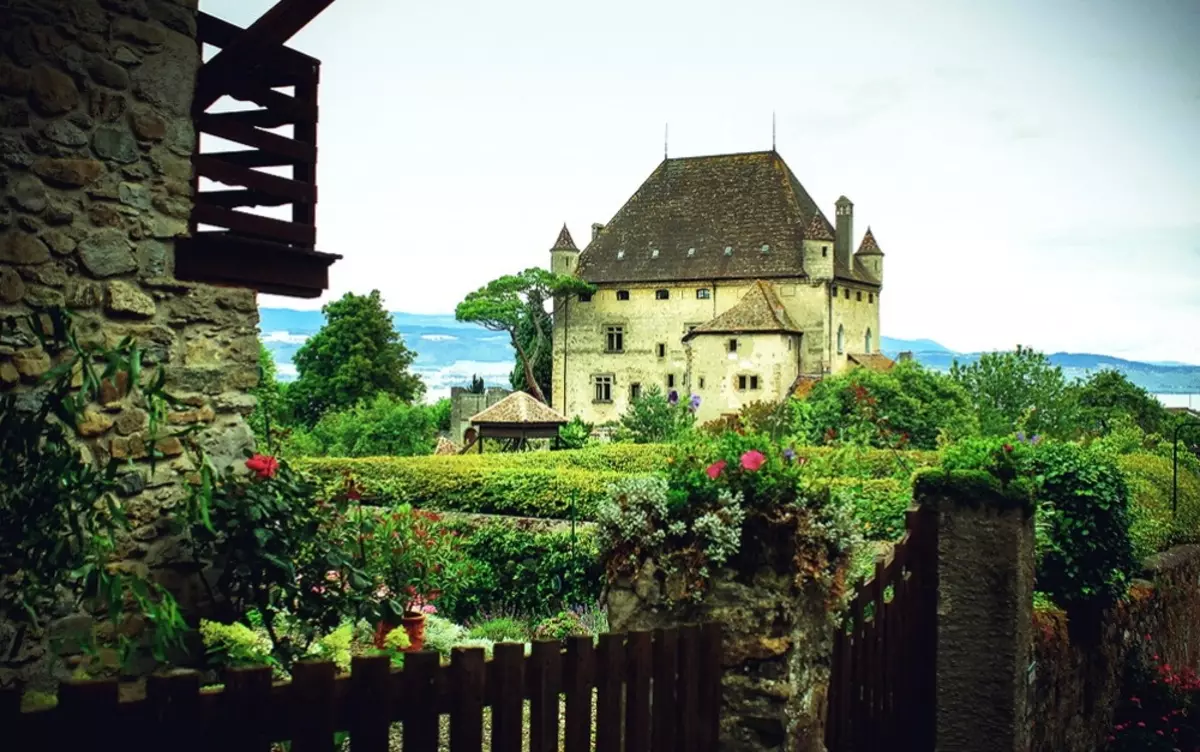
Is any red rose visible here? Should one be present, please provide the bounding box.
[1002,444,1014,453]
[246,453,279,479]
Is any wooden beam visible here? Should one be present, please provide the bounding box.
[201,149,299,169]
[198,188,297,209]
[196,0,336,111]
[175,232,340,299]
[197,116,316,163]
[195,156,315,203]
[292,66,319,227]
[192,203,316,247]
[196,12,320,70]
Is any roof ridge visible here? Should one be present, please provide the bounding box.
[469,390,567,425]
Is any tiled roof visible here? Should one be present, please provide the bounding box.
[551,224,578,252]
[433,436,460,455]
[804,212,835,241]
[856,227,883,256]
[792,375,823,399]
[469,390,568,425]
[847,353,896,371]
[575,151,834,284]
[684,280,801,340]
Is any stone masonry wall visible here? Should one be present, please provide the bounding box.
[0,0,259,688]
[1029,544,1200,752]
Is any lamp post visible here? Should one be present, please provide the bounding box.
[1173,419,1200,515]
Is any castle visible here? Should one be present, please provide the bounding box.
[550,150,888,425]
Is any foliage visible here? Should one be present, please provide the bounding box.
[307,622,353,673]
[449,522,602,623]
[532,611,589,641]
[615,386,698,444]
[0,310,189,681]
[949,345,1080,438]
[468,375,485,394]
[455,268,594,402]
[283,393,441,458]
[199,618,281,676]
[380,626,412,667]
[289,291,423,427]
[794,360,978,450]
[1107,637,1200,751]
[355,506,474,622]
[422,615,468,656]
[467,617,529,643]
[248,342,289,452]
[941,436,1135,612]
[189,454,374,668]
[1076,369,1173,437]
[1113,451,1200,561]
[558,416,594,450]
[429,398,452,434]
[830,479,911,541]
[509,290,554,404]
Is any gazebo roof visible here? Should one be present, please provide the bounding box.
[433,436,460,455]
[469,391,568,426]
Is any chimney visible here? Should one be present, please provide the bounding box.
[834,196,853,272]
[591,223,605,241]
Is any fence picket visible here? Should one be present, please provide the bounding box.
[223,665,275,752]
[676,625,701,752]
[403,651,440,751]
[652,628,678,752]
[58,678,119,748]
[529,640,562,752]
[595,633,625,752]
[350,655,392,752]
[625,631,653,752]
[146,671,202,752]
[698,623,722,751]
[563,636,594,752]
[450,647,486,752]
[490,643,525,752]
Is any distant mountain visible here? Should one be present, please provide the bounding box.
[257,308,1200,400]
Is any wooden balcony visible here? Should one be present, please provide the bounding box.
[176,9,340,299]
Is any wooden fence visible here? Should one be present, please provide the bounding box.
[825,505,938,752]
[5,625,721,752]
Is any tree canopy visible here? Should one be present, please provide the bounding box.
[1075,369,1172,437]
[288,291,423,427]
[949,345,1079,438]
[455,268,593,403]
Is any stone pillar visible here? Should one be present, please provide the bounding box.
[916,471,1036,752]
[606,518,844,752]
[0,0,260,688]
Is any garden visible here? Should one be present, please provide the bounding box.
[3,303,1200,752]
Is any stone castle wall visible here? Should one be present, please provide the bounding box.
[684,331,800,424]
[1,0,260,687]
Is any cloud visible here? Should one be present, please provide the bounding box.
[261,331,310,345]
[420,334,459,342]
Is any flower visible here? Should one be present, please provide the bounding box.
[1016,431,1026,442]
[783,447,796,462]
[740,450,766,472]
[1002,443,1014,453]
[667,390,679,406]
[1031,434,1042,445]
[706,460,727,480]
[246,453,279,479]
[689,394,701,412]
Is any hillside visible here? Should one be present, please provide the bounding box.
[259,310,1200,398]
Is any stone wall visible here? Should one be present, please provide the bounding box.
[0,0,260,688]
[606,521,842,752]
[450,385,510,443]
[684,331,800,424]
[1029,545,1200,752]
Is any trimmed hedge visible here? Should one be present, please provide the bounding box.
[827,478,912,541]
[1118,451,1200,561]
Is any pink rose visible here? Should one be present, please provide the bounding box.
[740,450,766,471]
[705,460,727,480]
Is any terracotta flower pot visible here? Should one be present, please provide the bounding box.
[373,621,396,650]
[401,612,427,652]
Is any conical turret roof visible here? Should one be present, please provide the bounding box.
[551,224,578,252]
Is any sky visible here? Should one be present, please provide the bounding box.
[201,0,1200,363]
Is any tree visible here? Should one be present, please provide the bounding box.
[1075,369,1172,436]
[248,342,289,449]
[288,291,424,426]
[616,386,697,444]
[509,291,554,404]
[468,375,485,395]
[455,268,594,403]
[949,345,1079,438]
[283,394,439,457]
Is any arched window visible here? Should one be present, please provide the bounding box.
[865,328,873,353]
[836,325,845,354]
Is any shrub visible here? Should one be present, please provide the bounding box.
[829,478,911,541]
[533,611,589,641]
[559,416,594,449]
[1115,451,1200,560]
[467,617,529,643]
[615,385,698,443]
[423,615,468,656]
[199,619,279,675]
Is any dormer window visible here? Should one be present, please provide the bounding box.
[651,249,659,258]
[761,244,770,253]
[616,250,625,260]
[687,248,695,257]
[617,290,630,301]
[724,246,733,256]
[655,289,669,300]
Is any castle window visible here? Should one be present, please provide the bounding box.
[617,290,630,301]
[696,288,711,300]
[667,374,676,388]
[605,326,624,353]
[655,289,670,300]
[865,328,873,353]
[698,377,705,389]
[844,288,850,299]
[656,343,666,358]
[831,285,837,296]
[728,339,738,354]
[593,374,613,403]
[856,291,862,302]
[737,375,760,391]
[579,292,592,303]
[630,382,642,401]
[837,325,844,354]
[822,246,829,257]
[869,293,874,303]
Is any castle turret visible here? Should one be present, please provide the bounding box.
[549,223,579,276]
[855,227,884,283]
[802,212,835,280]
[834,196,854,273]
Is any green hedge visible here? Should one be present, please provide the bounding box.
[828,478,912,541]
[1118,451,1200,561]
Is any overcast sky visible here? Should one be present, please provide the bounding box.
[202,0,1199,363]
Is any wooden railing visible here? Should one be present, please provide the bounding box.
[6,625,722,751]
[177,11,339,298]
[826,505,938,752]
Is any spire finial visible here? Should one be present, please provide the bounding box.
[772,111,776,151]
[664,122,669,159]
